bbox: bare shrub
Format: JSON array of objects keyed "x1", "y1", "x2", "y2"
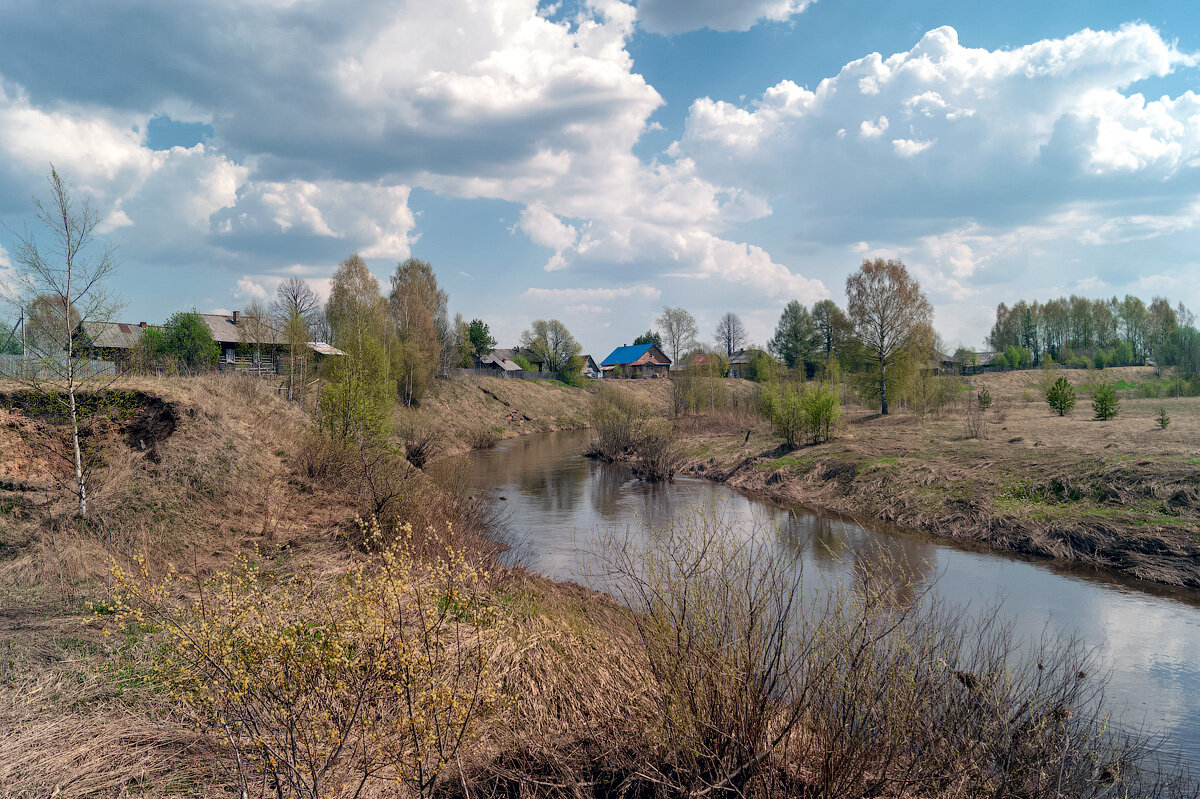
[
  {"x1": 466, "y1": 426, "x2": 500, "y2": 449},
  {"x1": 398, "y1": 421, "x2": 444, "y2": 469},
  {"x1": 963, "y1": 394, "x2": 989, "y2": 439},
  {"x1": 593, "y1": 504, "x2": 1197, "y2": 798},
  {"x1": 585, "y1": 383, "x2": 647, "y2": 461},
  {"x1": 631, "y1": 418, "x2": 686, "y2": 482}
]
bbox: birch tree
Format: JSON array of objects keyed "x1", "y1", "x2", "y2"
[
  {"x1": 1, "y1": 167, "x2": 121, "y2": 517},
  {"x1": 656, "y1": 306, "x2": 697, "y2": 362},
  {"x1": 845, "y1": 258, "x2": 932, "y2": 415}
]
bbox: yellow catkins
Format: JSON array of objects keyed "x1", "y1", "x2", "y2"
[{"x1": 102, "y1": 517, "x2": 504, "y2": 798}]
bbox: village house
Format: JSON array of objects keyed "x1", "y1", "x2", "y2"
[
  {"x1": 78, "y1": 320, "x2": 157, "y2": 366},
  {"x1": 78, "y1": 313, "x2": 340, "y2": 375},
  {"x1": 727, "y1": 348, "x2": 766, "y2": 379},
  {"x1": 581, "y1": 354, "x2": 601, "y2": 379},
  {"x1": 475, "y1": 346, "x2": 547, "y2": 375},
  {"x1": 600, "y1": 343, "x2": 672, "y2": 378}
]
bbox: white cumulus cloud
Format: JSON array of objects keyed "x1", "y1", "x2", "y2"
[{"x1": 636, "y1": 0, "x2": 815, "y2": 34}]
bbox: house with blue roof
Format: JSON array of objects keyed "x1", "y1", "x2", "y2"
[{"x1": 599, "y1": 343, "x2": 672, "y2": 378}]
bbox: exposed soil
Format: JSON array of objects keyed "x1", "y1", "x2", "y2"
[{"x1": 668, "y1": 366, "x2": 1200, "y2": 588}]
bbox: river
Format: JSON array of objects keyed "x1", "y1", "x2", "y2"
[{"x1": 468, "y1": 428, "x2": 1200, "y2": 770}]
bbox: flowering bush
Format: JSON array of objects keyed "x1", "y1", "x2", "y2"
[{"x1": 105, "y1": 518, "x2": 503, "y2": 799}]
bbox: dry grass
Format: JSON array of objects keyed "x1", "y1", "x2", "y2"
[
  {"x1": 401, "y1": 374, "x2": 674, "y2": 457},
  {"x1": 673, "y1": 365, "x2": 1200, "y2": 588}
]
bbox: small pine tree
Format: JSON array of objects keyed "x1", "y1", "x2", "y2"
[
  {"x1": 976, "y1": 386, "x2": 993, "y2": 410},
  {"x1": 1046, "y1": 376, "x2": 1076, "y2": 416},
  {"x1": 1092, "y1": 382, "x2": 1119, "y2": 421},
  {"x1": 1156, "y1": 408, "x2": 1170, "y2": 429}
]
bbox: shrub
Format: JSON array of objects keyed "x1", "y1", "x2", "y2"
[
  {"x1": 1156, "y1": 408, "x2": 1171, "y2": 429},
  {"x1": 1094, "y1": 350, "x2": 1107, "y2": 370},
  {"x1": 1092, "y1": 382, "x2": 1120, "y2": 421},
  {"x1": 632, "y1": 418, "x2": 685, "y2": 482},
  {"x1": 976, "y1": 385, "x2": 992, "y2": 410},
  {"x1": 467, "y1": 426, "x2": 500, "y2": 449},
  {"x1": 398, "y1": 421, "x2": 443, "y2": 469},
  {"x1": 1046, "y1": 376, "x2": 1076, "y2": 416},
  {"x1": 586, "y1": 384, "x2": 645, "y2": 460},
  {"x1": 593, "y1": 507, "x2": 1185, "y2": 799},
  {"x1": 105, "y1": 521, "x2": 503, "y2": 799},
  {"x1": 963, "y1": 396, "x2": 988, "y2": 439},
  {"x1": 759, "y1": 381, "x2": 841, "y2": 447}
]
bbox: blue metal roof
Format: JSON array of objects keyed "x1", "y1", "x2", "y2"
[{"x1": 601, "y1": 343, "x2": 666, "y2": 366}]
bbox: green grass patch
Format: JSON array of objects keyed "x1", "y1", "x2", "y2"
[{"x1": 757, "y1": 455, "x2": 814, "y2": 472}]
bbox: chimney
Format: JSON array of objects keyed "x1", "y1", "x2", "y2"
[
  {"x1": 232, "y1": 310, "x2": 240, "y2": 324},
  {"x1": 139, "y1": 321, "x2": 147, "y2": 328}
]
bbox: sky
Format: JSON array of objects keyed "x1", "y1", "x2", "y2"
[{"x1": 1, "y1": 0, "x2": 1198, "y2": 356}]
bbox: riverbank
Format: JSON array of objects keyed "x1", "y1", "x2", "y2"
[
  {"x1": 396, "y1": 374, "x2": 673, "y2": 458},
  {"x1": 665, "y1": 367, "x2": 1200, "y2": 588},
  {"x1": 2, "y1": 373, "x2": 1197, "y2": 795}
]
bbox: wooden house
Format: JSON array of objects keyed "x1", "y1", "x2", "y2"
[
  {"x1": 600, "y1": 343, "x2": 672, "y2": 378},
  {"x1": 480, "y1": 346, "x2": 547, "y2": 373},
  {"x1": 78, "y1": 320, "x2": 156, "y2": 365},
  {"x1": 195, "y1": 312, "x2": 288, "y2": 373},
  {"x1": 582, "y1": 354, "x2": 601, "y2": 379},
  {"x1": 727, "y1": 348, "x2": 764, "y2": 379}
]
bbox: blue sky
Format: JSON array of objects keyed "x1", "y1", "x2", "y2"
[{"x1": 1, "y1": 0, "x2": 1198, "y2": 356}]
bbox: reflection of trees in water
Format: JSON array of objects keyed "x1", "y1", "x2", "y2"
[
  {"x1": 775, "y1": 509, "x2": 935, "y2": 608},
  {"x1": 588, "y1": 460, "x2": 636, "y2": 522},
  {"x1": 778, "y1": 511, "x2": 841, "y2": 566},
  {"x1": 846, "y1": 533, "x2": 935, "y2": 608},
  {"x1": 518, "y1": 457, "x2": 587, "y2": 515}
]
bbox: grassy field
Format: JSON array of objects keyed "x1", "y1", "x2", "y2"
[{"x1": 675, "y1": 365, "x2": 1200, "y2": 587}]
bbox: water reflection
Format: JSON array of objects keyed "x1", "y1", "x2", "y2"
[{"x1": 469, "y1": 428, "x2": 1200, "y2": 770}]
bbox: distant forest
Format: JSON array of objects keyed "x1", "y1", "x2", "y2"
[{"x1": 986, "y1": 295, "x2": 1198, "y2": 375}]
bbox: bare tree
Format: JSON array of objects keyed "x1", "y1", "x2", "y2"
[
  {"x1": 714, "y1": 311, "x2": 747, "y2": 358},
  {"x1": 656, "y1": 305, "x2": 697, "y2": 362},
  {"x1": 272, "y1": 278, "x2": 318, "y2": 401},
  {"x1": 1, "y1": 167, "x2": 121, "y2": 517},
  {"x1": 846, "y1": 258, "x2": 932, "y2": 415},
  {"x1": 271, "y1": 276, "x2": 321, "y2": 328}
]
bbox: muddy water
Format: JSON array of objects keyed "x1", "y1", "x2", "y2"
[{"x1": 468, "y1": 428, "x2": 1200, "y2": 770}]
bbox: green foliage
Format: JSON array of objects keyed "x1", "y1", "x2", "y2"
[
  {"x1": 519, "y1": 319, "x2": 582, "y2": 379},
  {"x1": 749, "y1": 350, "x2": 777, "y2": 383},
  {"x1": 1004, "y1": 344, "x2": 1033, "y2": 370},
  {"x1": 391, "y1": 338, "x2": 431, "y2": 406},
  {"x1": 1156, "y1": 408, "x2": 1170, "y2": 429},
  {"x1": 976, "y1": 386, "x2": 993, "y2": 410},
  {"x1": 633, "y1": 329, "x2": 662, "y2": 348},
  {"x1": 1158, "y1": 325, "x2": 1200, "y2": 378},
  {"x1": 512, "y1": 354, "x2": 535, "y2": 371},
  {"x1": 1093, "y1": 350, "x2": 1107, "y2": 370},
  {"x1": 0, "y1": 325, "x2": 19, "y2": 355},
  {"x1": 162, "y1": 311, "x2": 219, "y2": 369},
  {"x1": 315, "y1": 334, "x2": 392, "y2": 441},
  {"x1": 1046, "y1": 376, "x2": 1076, "y2": 416},
  {"x1": 467, "y1": 318, "x2": 496, "y2": 358},
  {"x1": 1091, "y1": 382, "x2": 1120, "y2": 421},
  {"x1": 767, "y1": 300, "x2": 818, "y2": 370},
  {"x1": 758, "y1": 381, "x2": 842, "y2": 447}
]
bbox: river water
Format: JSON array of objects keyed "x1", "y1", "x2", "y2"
[{"x1": 468, "y1": 428, "x2": 1200, "y2": 770}]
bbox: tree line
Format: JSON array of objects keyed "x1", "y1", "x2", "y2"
[
  {"x1": 633, "y1": 258, "x2": 933, "y2": 415},
  {"x1": 986, "y1": 294, "x2": 1195, "y2": 370}
]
